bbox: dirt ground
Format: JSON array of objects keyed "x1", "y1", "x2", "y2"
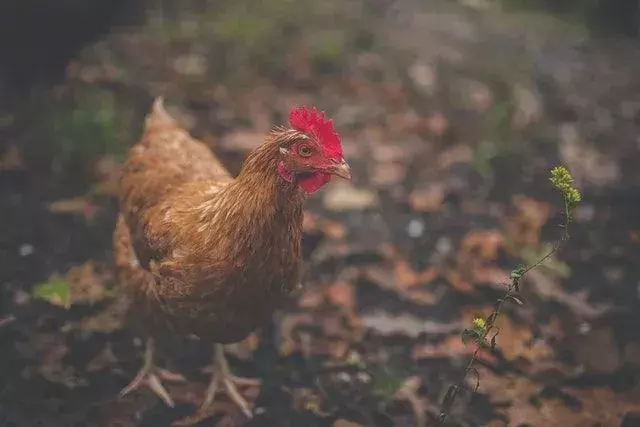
[{"x1": 1, "y1": 1, "x2": 639, "y2": 426}]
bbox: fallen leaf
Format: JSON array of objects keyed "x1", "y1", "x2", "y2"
[
  {"x1": 48, "y1": 198, "x2": 101, "y2": 220},
  {"x1": 33, "y1": 278, "x2": 71, "y2": 309},
  {"x1": 325, "y1": 281, "x2": 355, "y2": 311},
  {"x1": 527, "y1": 269, "x2": 611, "y2": 319},
  {"x1": 78, "y1": 294, "x2": 129, "y2": 333},
  {"x1": 371, "y1": 162, "x2": 405, "y2": 186},
  {"x1": 409, "y1": 184, "x2": 445, "y2": 212},
  {"x1": 303, "y1": 211, "x2": 320, "y2": 233},
  {"x1": 437, "y1": 144, "x2": 473, "y2": 170},
  {"x1": 443, "y1": 270, "x2": 475, "y2": 294},
  {"x1": 425, "y1": 112, "x2": 449, "y2": 136},
  {"x1": 298, "y1": 287, "x2": 325, "y2": 309},
  {"x1": 506, "y1": 196, "x2": 551, "y2": 248},
  {"x1": 323, "y1": 183, "x2": 379, "y2": 212},
  {"x1": 477, "y1": 368, "x2": 640, "y2": 427},
  {"x1": 361, "y1": 310, "x2": 461, "y2": 338},
  {"x1": 320, "y1": 219, "x2": 347, "y2": 240},
  {"x1": 394, "y1": 376, "x2": 428, "y2": 427},
  {"x1": 412, "y1": 334, "x2": 487, "y2": 361},
  {"x1": 460, "y1": 230, "x2": 504, "y2": 261},
  {"x1": 278, "y1": 312, "x2": 315, "y2": 356},
  {"x1": 66, "y1": 261, "x2": 111, "y2": 305}
]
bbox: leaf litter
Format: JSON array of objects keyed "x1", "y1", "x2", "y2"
[{"x1": 2, "y1": 1, "x2": 639, "y2": 426}]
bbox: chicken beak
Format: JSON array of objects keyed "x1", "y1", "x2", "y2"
[{"x1": 331, "y1": 160, "x2": 352, "y2": 180}]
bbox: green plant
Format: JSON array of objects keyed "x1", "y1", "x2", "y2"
[
  {"x1": 33, "y1": 278, "x2": 71, "y2": 309},
  {"x1": 438, "y1": 166, "x2": 581, "y2": 424}
]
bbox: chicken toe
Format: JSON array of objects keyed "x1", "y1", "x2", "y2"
[
  {"x1": 119, "y1": 338, "x2": 186, "y2": 407},
  {"x1": 173, "y1": 344, "x2": 261, "y2": 426}
]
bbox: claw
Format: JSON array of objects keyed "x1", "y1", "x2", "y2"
[
  {"x1": 119, "y1": 338, "x2": 185, "y2": 407},
  {"x1": 172, "y1": 344, "x2": 261, "y2": 426}
]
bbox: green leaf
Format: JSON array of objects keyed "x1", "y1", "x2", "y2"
[
  {"x1": 33, "y1": 278, "x2": 71, "y2": 309},
  {"x1": 505, "y1": 294, "x2": 524, "y2": 305},
  {"x1": 510, "y1": 265, "x2": 526, "y2": 280},
  {"x1": 461, "y1": 328, "x2": 481, "y2": 344}
]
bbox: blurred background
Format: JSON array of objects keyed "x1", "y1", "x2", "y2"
[{"x1": 1, "y1": 0, "x2": 639, "y2": 426}]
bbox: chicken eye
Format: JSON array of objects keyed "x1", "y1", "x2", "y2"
[{"x1": 298, "y1": 145, "x2": 312, "y2": 157}]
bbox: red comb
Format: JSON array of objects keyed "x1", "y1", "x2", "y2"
[{"x1": 289, "y1": 106, "x2": 342, "y2": 159}]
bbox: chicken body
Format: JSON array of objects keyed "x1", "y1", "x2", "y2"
[
  {"x1": 115, "y1": 98, "x2": 305, "y2": 339},
  {"x1": 113, "y1": 98, "x2": 348, "y2": 423}
]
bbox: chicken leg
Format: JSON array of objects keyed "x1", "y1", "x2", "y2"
[
  {"x1": 173, "y1": 344, "x2": 261, "y2": 425},
  {"x1": 119, "y1": 338, "x2": 186, "y2": 407}
]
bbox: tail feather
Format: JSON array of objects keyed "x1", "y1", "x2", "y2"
[{"x1": 144, "y1": 96, "x2": 177, "y2": 132}]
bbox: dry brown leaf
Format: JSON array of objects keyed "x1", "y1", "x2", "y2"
[
  {"x1": 66, "y1": 261, "x2": 111, "y2": 305},
  {"x1": 325, "y1": 281, "x2": 355, "y2": 311},
  {"x1": 506, "y1": 196, "x2": 551, "y2": 247},
  {"x1": 394, "y1": 376, "x2": 428, "y2": 427},
  {"x1": 320, "y1": 219, "x2": 347, "y2": 240},
  {"x1": 303, "y1": 211, "x2": 320, "y2": 233},
  {"x1": 437, "y1": 144, "x2": 473, "y2": 170},
  {"x1": 527, "y1": 269, "x2": 611, "y2": 319},
  {"x1": 371, "y1": 162, "x2": 406, "y2": 186},
  {"x1": 443, "y1": 269, "x2": 475, "y2": 294},
  {"x1": 460, "y1": 229, "x2": 504, "y2": 261},
  {"x1": 409, "y1": 184, "x2": 445, "y2": 212},
  {"x1": 425, "y1": 112, "x2": 449, "y2": 136},
  {"x1": 455, "y1": 230, "x2": 510, "y2": 289},
  {"x1": 48, "y1": 198, "x2": 101, "y2": 220},
  {"x1": 412, "y1": 335, "x2": 485, "y2": 361},
  {"x1": 477, "y1": 368, "x2": 640, "y2": 427},
  {"x1": 323, "y1": 183, "x2": 380, "y2": 212},
  {"x1": 298, "y1": 287, "x2": 325, "y2": 309},
  {"x1": 78, "y1": 294, "x2": 129, "y2": 334},
  {"x1": 279, "y1": 313, "x2": 315, "y2": 356},
  {"x1": 405, "y1": 288, "x2": 439, "y2": 305}
]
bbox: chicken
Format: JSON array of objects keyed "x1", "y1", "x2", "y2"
[{"x1": 113, "y1": 97, "x2": 351, "y2": 424}]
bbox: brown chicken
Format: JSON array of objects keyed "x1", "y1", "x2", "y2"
[{"x1": 113, "y1": 97, "x2": 350, "y2": 424}]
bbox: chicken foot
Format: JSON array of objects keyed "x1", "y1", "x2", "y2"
[
  {"x1": 119, "y1": 338, "x2": 186, "y2": 407},
  {"x1": 173, "y1": 343, "x2": 261, "y2": 426}
]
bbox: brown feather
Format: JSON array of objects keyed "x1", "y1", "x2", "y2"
[{"x1": 114, "y1": 98, "x2": 308, "y2": 345}]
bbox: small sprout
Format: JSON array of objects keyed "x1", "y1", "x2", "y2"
[{"x1": 549, "y1": 166, "x2": 581, "y2": 207}]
